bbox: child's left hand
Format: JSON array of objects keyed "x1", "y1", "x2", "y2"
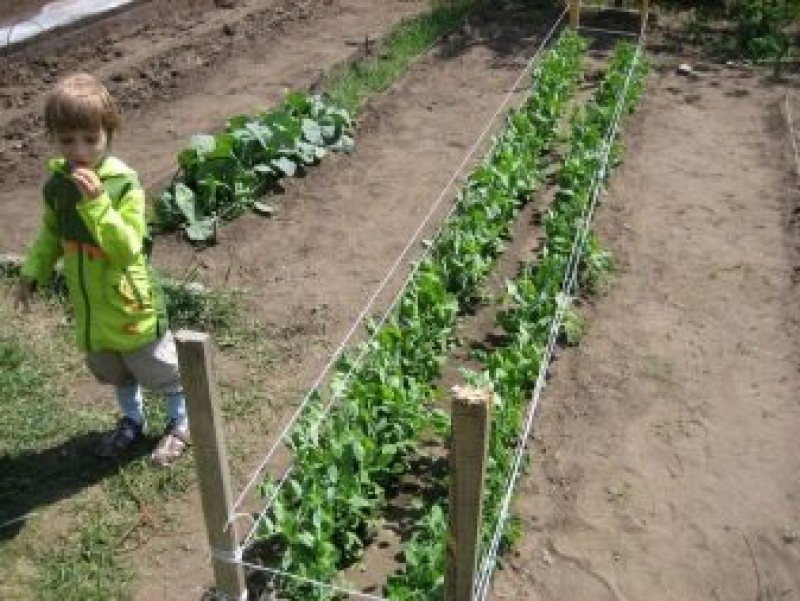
[{"x1": 70, "y1": 167, "x2": 103, "y2": 200}]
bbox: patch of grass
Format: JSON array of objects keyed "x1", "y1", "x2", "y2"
[
  {"x1": 325, "y1": 0, "x2": 484, "y2": 114},
  {"x1": 161, "y1": 277, "x2": 240, "y2": 336}
]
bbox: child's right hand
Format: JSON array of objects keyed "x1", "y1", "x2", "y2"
[{"x1": 13, "y1": 278, "x2": 36, "y2": 313}]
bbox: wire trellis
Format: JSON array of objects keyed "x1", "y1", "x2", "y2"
[{"x1": 208, "y1": 12, "x2": 647, "y2": 601}]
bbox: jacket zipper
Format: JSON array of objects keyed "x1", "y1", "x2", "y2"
[{"x1": 78, "y1": 250, "x2": 92, "y2": 351}]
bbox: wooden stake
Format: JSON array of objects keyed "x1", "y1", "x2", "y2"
[
  {"x1": 445, "y1": 385, "x2": 493, "y2": 601},
  {"x1": 175, "y1": 330, "x2": 247, "y2": 601},
  {"x1": 569, "y1": 0, "x2": 581, "y2": 28},
  {"x1": 641, "y1": 0, "x2": 650, "y2": 34}
]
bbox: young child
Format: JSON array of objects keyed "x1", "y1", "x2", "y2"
[{"x1": 13, "y1": 72, "x2": 189, "y2": 467}]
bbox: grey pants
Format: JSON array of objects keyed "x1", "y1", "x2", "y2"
[{"x1": 85, "y1": 331, "x2": 183, "y2": 394}]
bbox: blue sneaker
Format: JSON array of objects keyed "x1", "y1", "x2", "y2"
[{"x1": 95, "y1": 416, "x2": 144, "y2": 458}]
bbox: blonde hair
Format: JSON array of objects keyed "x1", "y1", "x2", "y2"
[{"x1": 44, "y1": 73, "x2": 120, "y2": 139}]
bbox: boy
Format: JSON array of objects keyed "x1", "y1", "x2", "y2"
[{"x1": 13, "y1": 72, "x2": 189, "y2": 467}]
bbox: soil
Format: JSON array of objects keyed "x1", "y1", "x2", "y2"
[
  {"x1": 492, "y1": 45, "x2": 800, "y2": 601},
  {"x1": 1, "y1": 2, "x2": 799, "y2": 601}
]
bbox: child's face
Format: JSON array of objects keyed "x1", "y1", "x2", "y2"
[{"x1": 53, "y1": 128, "x2": 108, "y2": 170}]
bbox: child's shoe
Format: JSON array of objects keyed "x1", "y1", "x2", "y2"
[
  {"x1": 95, "y1": 416, "x2": 144, "y2": 458},
  {"x1": 151, "y1": 419, "x2": 190, "y2": 467}
]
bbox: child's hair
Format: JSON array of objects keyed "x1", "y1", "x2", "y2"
[{"x1": 44, "y1": 73, "x2": 120, "y2": 139}]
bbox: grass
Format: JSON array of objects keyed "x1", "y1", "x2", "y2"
[
  {"x1": 325, "y1": 0, "x2": 485, "y2": 114},
  {"x1": 0, "y1": 279, "x2": 271, "y2": 600}
]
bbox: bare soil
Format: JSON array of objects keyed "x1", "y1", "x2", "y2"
[
  {"x1": 1, "y1": 2, "x2": 799, "y2": 601},
  {"x1": 492, "y1": 44, "x2": 800, "y2": 601}
]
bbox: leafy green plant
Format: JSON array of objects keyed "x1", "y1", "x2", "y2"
[
  {"x1": 154, "y1": 92, "x2": 354, "y2": 243},
  {"x1": 254, "y1": 29, "x2": 588, "y2": 601},
  {"x1": 387, "y1": 37, "x2": 648, "y2": 601},
  {"x1": 384, "y1": 29, "x2": 589, "y2": 600},
  {"x1": 734, "y1": 0, "x2": 797, "y2": 64}
]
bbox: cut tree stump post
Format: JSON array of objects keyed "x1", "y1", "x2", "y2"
[
  {"x1": 569, "y1": 0, "x2": 581, "y2": 27},
  {"x1": 175, "y1": 330, "x2": 247, "y2": 601},
  {"x1": 445, "y1": 385, "x2": 493, "y2": 601}
]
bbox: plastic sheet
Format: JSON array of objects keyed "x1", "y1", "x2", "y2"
[{"x1": 1, "y1": 0, "x2": 135, "y2": 47}]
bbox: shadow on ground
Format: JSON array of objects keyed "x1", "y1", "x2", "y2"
[{"x1": 0, "y1": 431, "x2": 155, "y2": 541}]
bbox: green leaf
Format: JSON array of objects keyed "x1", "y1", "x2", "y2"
[
  {"x1": 172, "y1": 183, "x2": 197, "y2": 222},
  {"x1": 189, "y1": 134, "x2": 216, "y2": 155},
  {"x1": 253, "y1": 201, "x2": 276, "y2": 216},
  {"x1": 272, "y1": 156, "x2": 298, "y2": 177},
  {"x1": 298, "y1": 532, "x2": 316, "y2": 548},
  {"x1": 185, "y1": 217, "x2": 216, "y2": 243},
  {"x1": 302, "y1": 119, "x2": 325, "y2": 145}
]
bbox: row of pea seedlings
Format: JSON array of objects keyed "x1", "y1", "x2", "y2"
[
  {"x1": 384, "y1": 39, "x2": 648, "y2": 601},
  {"x1": 253, "y1": 29, "x2": 588, "y2": 601}
]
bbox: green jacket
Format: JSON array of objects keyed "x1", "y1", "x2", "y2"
[{"x1": 21, "y1": 156, "x2": 167, "y2": 353}]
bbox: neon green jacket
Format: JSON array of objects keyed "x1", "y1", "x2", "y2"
[{"x1": 21, "y1": 156, "x2": 167, "y2": 353}]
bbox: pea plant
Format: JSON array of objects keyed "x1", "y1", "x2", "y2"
[
  {"x1": 384, "y1": 40, "x2": 647, "y2": 601},
  {"x1": 153, "y1": 92, "x2": 354, "y2": 243},
  {"x1": 251, "y1": 29, "x2": 587, "y2": 601}
]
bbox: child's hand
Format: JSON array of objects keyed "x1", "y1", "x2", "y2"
[
  {"x1": 12, "y1": 278, "x2": 36, "y2": 313},
  {"x1": 70, "y1": 167, "x2": 103, "y2": 200}
]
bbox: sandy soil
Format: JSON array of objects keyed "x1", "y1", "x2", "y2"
[{"x1": 492, "y1": 48, "x2": 800, "y2": 601}]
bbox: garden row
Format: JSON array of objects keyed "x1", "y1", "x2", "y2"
[
  {"x1": 386, "y1": 39, "x2": 648, "y2": 601},
  {"x1": 252, "y1": 29, "x2": 588, "y2": 600},
  {"x1": 154, "y1": 92, "x2": 355, "y2": 243}
]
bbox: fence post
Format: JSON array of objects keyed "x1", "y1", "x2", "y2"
[
  {"x1": 568, "y1": 0, "x2": 581, "y2": 27},
  {"x1": 445, "y1": 385, "x2": 493, "y2": 601},
  {"x1": 175, "y1": 330, "x2": 247, "y2": 601},
  {"x1": 641, "y1": 0, "x2": 649, "y2": 34}
]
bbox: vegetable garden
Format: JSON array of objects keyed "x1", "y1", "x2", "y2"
[
  {"x1": 172, "y1": 13, "x2": 650, "y2": 600},
  {"x1": 6, "y1": 1, "x2": 797, "y2": 600}
]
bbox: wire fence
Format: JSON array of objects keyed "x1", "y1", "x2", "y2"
[
  {"x1": 474, "y1": 27, "x2": 645, "y2": 601},
  {"x1": 205, "y1": 11, "x2": 647, "y2": 601},
  {"x1": 228, "y1": 5, "x2": 571, "y2": 548}
]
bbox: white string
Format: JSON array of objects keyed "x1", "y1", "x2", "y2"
[
  {"x1": 474, "y1": 35, "x2": 645, "y2": 601},
  {"x1": 578, "y1": 25, "x2": 640, "y2": 38},
  {"x1": 239, "y1": 459, "x2": 293, "y2": 551},
  {"x1": 229, "y1": 5, "x2": 570, "y2": 526},
  {"x1": 578, "y1": 1, "x2": 644, "y2": 13},
  {"x1": 223, "y1": 511, "x2": 255, "y2": 534},
  {"x1": 784, "y1": 92, "x2": 800, "y2": 190},
  {"x1": 229, "y1": 558, "x2": 390, "y2": 601},
  {"x1": 0, "y1": 512, "x2": 38, "y2": 530},
  {"x1": 211, "y1": 546, "x2": 244, "y2": 563}
]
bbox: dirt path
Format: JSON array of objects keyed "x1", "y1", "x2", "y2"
[{"x1": 492, "y1": 53, "x2": 800, "y2": 601}]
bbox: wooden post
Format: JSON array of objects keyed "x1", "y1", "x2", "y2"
[
  {"x1": 175, "y1": 330, "x2": 247, "y2": 601},
  {"x1": 641, "y1": 0, "x2": 650, "y2": 34},
  {"x1": 445, "y1": 385, "x2": 493, "y2": 601},
  {"x1": 568, "y1": 0, "x2": 581, "y2": 28}
]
